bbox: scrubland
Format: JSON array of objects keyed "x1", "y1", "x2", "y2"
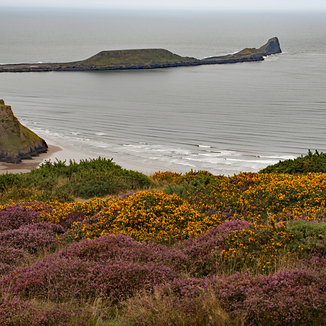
[{"x1": 1, "y1": 152, "x2": 326, "y2": 325}]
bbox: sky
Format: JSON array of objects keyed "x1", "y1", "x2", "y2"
[{"x1": 1, "y1": 0, "x2": 326, "y2": 12}]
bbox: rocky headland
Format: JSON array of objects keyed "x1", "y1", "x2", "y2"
[
  {"x1": 200, "y1": 37, "x2": 282, "y2": 64},
  {"x1": 0, "y1": 37, "x2": 281, "y2": 73},
  {"x1": 0, "y1": 100, "x2": 48, "y2": 163}
]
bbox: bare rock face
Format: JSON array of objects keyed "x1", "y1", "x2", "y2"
[
  {"x1": 0, "y1": 100, "x2": 48, "y2": 163},
  {"x1": 258, "y1": 37, "x2": 282, "y2": 56}
]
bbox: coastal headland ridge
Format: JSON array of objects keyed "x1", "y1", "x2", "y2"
[{"x1": 0, "y1": 37, "x2": 281, "y2": 73}]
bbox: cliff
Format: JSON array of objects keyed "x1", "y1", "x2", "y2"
[
  {"x1": 0, "y1": 37, "x2": 281, "y2": 73},
  {"x1": 0, "y1": 100, "x2": 48, "y2": 163}
]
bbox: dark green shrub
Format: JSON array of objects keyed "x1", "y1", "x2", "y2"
[
  {"x1": 0, "y1": 157, "x2": 154, "y2": 203},
  {"x1": 260, "y1": 150, "x2": 326, "y2": 174}
]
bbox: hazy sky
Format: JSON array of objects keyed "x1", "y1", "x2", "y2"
[{"x1": 1, "y1": 0, "x2": 326, "y2": 12}]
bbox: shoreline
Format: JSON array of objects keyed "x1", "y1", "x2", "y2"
[
  {"x1": 0, "y1": 139, "x2": 177, "y2": 176},
  {"x1": 0, "y1": 144, "x2": 62, "y2": 174}
]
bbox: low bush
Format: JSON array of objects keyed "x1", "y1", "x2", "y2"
[
  {"x1": 286, "y1": 219, "x2": 326, "y2": 253},
  {"x1": 58, "y1": 234, "x2": 187, "y2": 272},
  {"x1": 0, "y1": 297, "x2": 114, "y2": 326},
  {"x1": 2, "y1": 152, "x2": 326, "y2": 324},
  {"x1": 0, "y1": 157, "x2": 154, "y2": 203},
  {"x1": 175, "y1": 220, "x2": 250, "y2": 276},
  {"x1": 0, "y1": 298, "x2": 72, "y2": 326},
  {"x1": 0, "y1": 246, "x2": 30, "y2": 274},
  {"x1": 260, "y1": 149, "x2": 326, "y2": 174},
  {"x1": 214, "y1": 269, "x2": 326, "y2": 325},
  {"x1": 0, "y1": 205, "x2": 40, "y2": 231},
  {"x1": 64, "y1": 191, "x2": 221, "y2": 244},
  {"x1": 1, "y1": 255, "x2": 177, "y2": 303},
  {"x1": 0, "y1": 222, "x2": 64, "y2": 254}
]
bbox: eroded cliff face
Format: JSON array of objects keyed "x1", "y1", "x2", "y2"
[
  {"x1": 0, "y1": 100, "x2": 48, "y2": 163},
  {"x1": 258, "y1": 37, "x2": 282, "y2": 56}
]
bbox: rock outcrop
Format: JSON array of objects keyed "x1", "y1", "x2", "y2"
[
  {"x1": 258, "y1": 37, "x2": 282, "y2": 56},
  {"x1": 0, "y1": 100, "x2": 48, "y2": 163},
  {"x1": 200, "y1": 37, "x2": 282, "y2": 64},
  {"x1": 0, "y1": 37, "x2": 282, "y2": 73}
]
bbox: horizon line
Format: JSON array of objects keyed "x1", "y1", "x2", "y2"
[{"x1": 0, "y1": 6, "x2": 325, "y2": 13}]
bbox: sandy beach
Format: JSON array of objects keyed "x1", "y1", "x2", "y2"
[
  {"x1": 0, "y1": 144, "x2": 62, "y2": 174},
  {"x1": 0, "y1": 139, "x2": 177, "y2": 176}
]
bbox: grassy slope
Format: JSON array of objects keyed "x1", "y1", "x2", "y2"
[
  {"x1": 0, "y1": 103, "x2": 44, "y2": 153},
  {"x1": 65, "y1": 49, "x2": 197, "y2": 67},
  {"x1": 235, "y1": 48, "x2": 260, "y2": 56}
]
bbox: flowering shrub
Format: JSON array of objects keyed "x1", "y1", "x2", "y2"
[
  {"x1": 0, "y1": 205, "x2": 40, "y2": 231},
  {"x1": 164, "y1": 171, "x2": 326, "y2": 224},
  {"x1": 2, "y1": 161, "x2": 326, "y2": 324},
  {"x1": 0, "y1": 222, "x2": 64, "y2": 254},
  {"x1": 58, "y1": 234, "x2": 187, "y2": 272},
  {"x1": 162, "y1": 277, "x2": 210, "y2": 298},
  {"x1": 175, "y1": 220, "x2": 250, "y2": 276},
  {"x1": 151, "y1": 171, "x2": 183, "y2": 184},
  {"x1": 62, "y1": 191, "x2": 221, "y2": 244},
  {"x1": 217, "y1": 221, "x2": 295, "y2": 273},
  {"x1": 0, "y1": 246, "x2": 30, "y2": 274},
  {"x1": 0, "y1": 297, "x2": 107, "y2": 326},
  {"x1": 214, "y1": 269, "x2": 326, "y2": 325},
  {"x1": 1, "y1": 255, "x2": 177, "y2": 303}
]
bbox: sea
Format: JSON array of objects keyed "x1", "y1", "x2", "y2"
[{"x1": 0, "y1": 8, "x2": 325, "y2": 175}]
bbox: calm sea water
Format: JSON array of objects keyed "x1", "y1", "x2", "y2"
[{"x1": 0, "y1": 9, "x2": 325, "y2": 175}]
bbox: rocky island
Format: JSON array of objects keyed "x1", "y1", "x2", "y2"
[
  {"x1": 0, "y1": 37, "x2": 281, "y2": 73},
  {"x1": 0, "y1": 100, "x2": 48, "y2": 163}
]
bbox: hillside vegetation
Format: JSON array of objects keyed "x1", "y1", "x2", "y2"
[
  {"x1": 64, "y1": 49, "x2": 197, "y2": 67},
  {"x1": 1, "y1": 152, "x2": 326, "y2": 325}
]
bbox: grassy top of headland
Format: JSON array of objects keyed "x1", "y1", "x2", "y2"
[
  {"x1": 66, "y1": 48, "x2": 197, "y2": 67},
  {"x1": 234, "y1": 47, "x2": 260, "y2": 56}
]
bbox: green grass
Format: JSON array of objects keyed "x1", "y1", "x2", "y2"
[{"x1": 234, "y1": 47, "x2": 259, "y2": 56}]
